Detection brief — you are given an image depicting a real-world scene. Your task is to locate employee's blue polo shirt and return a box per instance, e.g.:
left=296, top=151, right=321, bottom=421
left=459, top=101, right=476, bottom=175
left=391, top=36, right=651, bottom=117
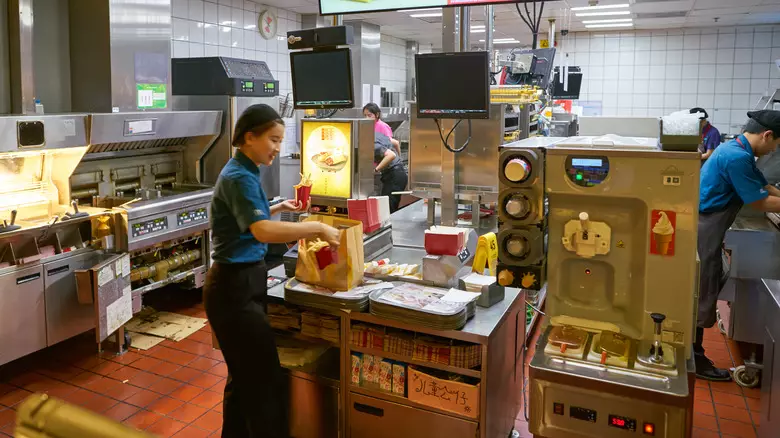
left=210, top=150, right=271, bottom=263
left=699, top=134, right=769, bottom=213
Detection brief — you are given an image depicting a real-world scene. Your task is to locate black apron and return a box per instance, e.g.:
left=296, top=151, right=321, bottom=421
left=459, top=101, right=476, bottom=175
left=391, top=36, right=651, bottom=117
left=203, top=261, right=289, bottom=438
left=697, top=136, right=749, bottom=328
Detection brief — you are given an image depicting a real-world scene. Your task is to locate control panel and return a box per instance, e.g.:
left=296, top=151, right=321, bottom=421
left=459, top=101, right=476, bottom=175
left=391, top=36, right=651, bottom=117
left=496, top=145, right=547, bottom=291
left=565, top=156, right=610, bottom=187
left=124, top=200, right=211, bottom=251
left=550, top=402, right=657, bottom=435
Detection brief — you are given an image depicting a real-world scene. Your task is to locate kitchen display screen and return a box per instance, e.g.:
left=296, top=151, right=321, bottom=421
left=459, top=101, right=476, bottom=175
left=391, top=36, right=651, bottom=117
left=320, top=0, right=525, bottom=15
left=132, top=217, right=168, bottom=238
left=291, top=49, right=354, bottom=109
left=416, top=52, right=489, bottom=119
left=566, top=156, right=610, bottom=187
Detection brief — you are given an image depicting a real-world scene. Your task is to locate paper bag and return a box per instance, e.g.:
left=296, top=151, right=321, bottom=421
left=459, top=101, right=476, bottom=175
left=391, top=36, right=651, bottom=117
left=295, top=215, right=364, bottom=291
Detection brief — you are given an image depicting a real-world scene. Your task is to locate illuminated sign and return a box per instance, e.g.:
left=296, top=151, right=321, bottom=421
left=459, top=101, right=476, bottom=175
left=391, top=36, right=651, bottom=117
left=300, top=121, right=352, bottom=200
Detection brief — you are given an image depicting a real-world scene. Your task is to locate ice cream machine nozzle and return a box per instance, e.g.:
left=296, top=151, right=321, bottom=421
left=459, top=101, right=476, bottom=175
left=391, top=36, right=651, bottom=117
left=562, top=211, right=612, bottom=258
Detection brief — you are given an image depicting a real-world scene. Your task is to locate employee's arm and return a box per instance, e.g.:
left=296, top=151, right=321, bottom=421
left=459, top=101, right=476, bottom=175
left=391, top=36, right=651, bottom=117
left=701, top=149, right=713, bottom=160
left=391, top=138, right=402, bottom=156
left=765, top=184, right=780, bottom=198
left=250, top=220, right=335, bottom=245
left=375, top=149, right=397, bottom=172
left=750, top=196, right=780, bottom=213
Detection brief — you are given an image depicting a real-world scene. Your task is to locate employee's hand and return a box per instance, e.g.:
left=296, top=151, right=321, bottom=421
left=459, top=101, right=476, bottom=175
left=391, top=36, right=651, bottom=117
left=280, top=200, right=305, bottom=212
left=318, top=223, right=342, bottom=248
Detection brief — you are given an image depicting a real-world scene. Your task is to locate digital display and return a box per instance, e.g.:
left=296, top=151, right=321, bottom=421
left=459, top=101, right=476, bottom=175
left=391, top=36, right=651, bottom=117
left=300, top=120, right=353, bottom=199
left=241, top=80, right=254, bottom=92
left=566, top=156, right=610, bottom=187
left=572, top=158, right=603, bottom=167
left=570, top=406, right=597, bottom=423
left=131, top=217, right=168, bottom=238
left=177, top=208, right=208, bottom=226
left=608, top=415, right=637, bottom=431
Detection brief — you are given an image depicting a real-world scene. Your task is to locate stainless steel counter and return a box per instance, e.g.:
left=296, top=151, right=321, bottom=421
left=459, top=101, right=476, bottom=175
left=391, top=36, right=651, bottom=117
left=390, top=200, right=498, bottom=249
left=759, top=279, right=780, bottom=438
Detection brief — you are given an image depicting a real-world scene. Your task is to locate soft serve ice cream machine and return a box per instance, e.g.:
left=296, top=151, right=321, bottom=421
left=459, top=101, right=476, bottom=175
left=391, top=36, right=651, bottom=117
left=500, top=142, right=700, bottom=438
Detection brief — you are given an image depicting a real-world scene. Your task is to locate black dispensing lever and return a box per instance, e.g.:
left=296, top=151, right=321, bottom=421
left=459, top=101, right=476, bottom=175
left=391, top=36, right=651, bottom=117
left=0, top=210, right=21, bottom=233
left=649, top=313, right=666, bottom=363
left=62, top=200, right=89, bottom=221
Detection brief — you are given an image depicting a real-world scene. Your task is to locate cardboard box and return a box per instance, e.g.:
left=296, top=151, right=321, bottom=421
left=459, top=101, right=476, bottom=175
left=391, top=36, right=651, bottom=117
left=407, top=367, right=479, bottom=419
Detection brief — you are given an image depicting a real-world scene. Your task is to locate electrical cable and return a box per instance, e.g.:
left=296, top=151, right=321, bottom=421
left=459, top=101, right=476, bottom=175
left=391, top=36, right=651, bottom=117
left=434, top=118, right=472, bottom=154
left=316, top=109, right=338, bottom=119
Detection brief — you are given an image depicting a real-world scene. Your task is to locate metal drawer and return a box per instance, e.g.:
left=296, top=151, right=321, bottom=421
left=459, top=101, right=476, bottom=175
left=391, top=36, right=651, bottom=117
left=44, top=251, right=100, bottom=346
left=0, top=265, right=46, bottom=366
left=349, top=392, right=478, bottom=438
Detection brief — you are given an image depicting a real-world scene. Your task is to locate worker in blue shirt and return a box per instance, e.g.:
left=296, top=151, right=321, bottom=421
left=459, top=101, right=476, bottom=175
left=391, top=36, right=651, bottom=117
left=204, top=104, right=340, bottom=437
left=696, top=110, right=780, bottom=381
left=691, top=107, right=721, bottom=161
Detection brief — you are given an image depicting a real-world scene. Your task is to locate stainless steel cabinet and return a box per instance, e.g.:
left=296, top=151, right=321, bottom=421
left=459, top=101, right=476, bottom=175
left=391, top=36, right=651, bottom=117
left=761, top=291, right=780, bottom=438
left=0, top=265, right=47, bottom=366
left=44, top=251, right=98, bottom=346
left=349, top=392, right=479, bottom=438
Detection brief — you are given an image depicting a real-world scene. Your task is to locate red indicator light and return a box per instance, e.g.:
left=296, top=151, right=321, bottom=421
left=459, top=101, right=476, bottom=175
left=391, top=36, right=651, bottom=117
left=585, top=269, right=591, bottom=275
left=644, top=423, right=655, bottom=435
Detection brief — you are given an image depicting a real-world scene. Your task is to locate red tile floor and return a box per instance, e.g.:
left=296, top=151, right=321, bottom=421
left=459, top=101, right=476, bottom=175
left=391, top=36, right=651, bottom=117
left=0, top=292, right=763, bottom=438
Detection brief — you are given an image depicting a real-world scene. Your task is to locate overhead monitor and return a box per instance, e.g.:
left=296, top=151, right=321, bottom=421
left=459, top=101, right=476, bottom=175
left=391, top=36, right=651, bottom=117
left=320, top=0, right=528, bottom=16
left=552, top=66, right=583, bottom=100
left=290, top=48, right=354, bottom=109
left=415, top=51, right=490, bottom=119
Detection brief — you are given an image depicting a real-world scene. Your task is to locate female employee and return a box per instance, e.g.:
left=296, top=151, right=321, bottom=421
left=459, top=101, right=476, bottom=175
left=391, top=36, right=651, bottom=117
left=375, top=132, right=408, bottom=213
left=204, top=104, right=341, bottom=437
left=364, top=103, right=402, bottom=156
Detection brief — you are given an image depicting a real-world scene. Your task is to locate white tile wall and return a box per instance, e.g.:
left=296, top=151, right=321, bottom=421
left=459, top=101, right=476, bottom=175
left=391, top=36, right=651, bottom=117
left=173, top=1, right=411, bottom=153
left=571, top=27, right=780, bottom=133
left=380, top=34, right=408, bottom=103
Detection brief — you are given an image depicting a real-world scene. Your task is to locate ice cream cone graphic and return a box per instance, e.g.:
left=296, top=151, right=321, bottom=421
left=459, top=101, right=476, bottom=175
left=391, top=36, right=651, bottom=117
left=652, top=211, right=675, bottom=255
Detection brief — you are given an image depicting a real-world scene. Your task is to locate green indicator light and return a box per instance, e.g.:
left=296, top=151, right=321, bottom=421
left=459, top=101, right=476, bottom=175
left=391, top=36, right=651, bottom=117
left=576, top=174, right=583, bottom=181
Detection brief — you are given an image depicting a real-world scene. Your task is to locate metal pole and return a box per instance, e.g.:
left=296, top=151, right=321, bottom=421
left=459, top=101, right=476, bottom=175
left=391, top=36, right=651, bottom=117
left=459, top=6, right=470, bottom=51
left=333, top=15, right=343, bottom=26
left=439, top=7, right=461, bottom=226
left=8, top=0, right=35, bottom=114
left=549, top=18, right=556, bottom=48
left=485, top=5, right=494, bottom=67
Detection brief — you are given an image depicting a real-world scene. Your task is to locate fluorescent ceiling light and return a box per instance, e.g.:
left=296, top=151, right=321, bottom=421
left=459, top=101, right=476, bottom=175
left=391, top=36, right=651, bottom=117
left=571, top=3, right=629, bottom=11
left=471, top=29, right=485, bottom=33
left=581, top=18, right=632, bottom=24
left=410, top=12, right=442, bottom=17
left=494, top=40, right=520, bottom=44
left=575, top=10, right=631, bottom=17
left=472, top=25, right=485, bottom=29
left=585, top=22, right=634, bottom=28
left=479, top=38, right=517, bottom=42
left=406, top=8, right=440, bottom=13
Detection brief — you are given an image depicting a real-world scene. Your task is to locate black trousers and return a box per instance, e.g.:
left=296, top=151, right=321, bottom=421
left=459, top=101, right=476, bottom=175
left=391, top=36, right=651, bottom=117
left=381, top=166, right=408, bottom=213
left=203, top=261, right=288, bottom=438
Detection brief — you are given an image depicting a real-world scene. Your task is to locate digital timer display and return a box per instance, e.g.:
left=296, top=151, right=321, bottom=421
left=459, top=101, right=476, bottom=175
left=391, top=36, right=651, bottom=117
left=131, top=217, right=168, bottom=238
left=608, top=414, right=637, bottom=431
left=177, top=208, right=208, bottom=226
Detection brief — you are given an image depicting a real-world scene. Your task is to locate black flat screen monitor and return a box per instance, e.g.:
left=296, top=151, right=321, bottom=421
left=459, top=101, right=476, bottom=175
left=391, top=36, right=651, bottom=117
left=416, top=51, right=489, bottom=119
left=552, top=66, right=583, bottom=100
left=320, top=0, right=528, bottom=15
left=290, top=48, right=354, bottom=109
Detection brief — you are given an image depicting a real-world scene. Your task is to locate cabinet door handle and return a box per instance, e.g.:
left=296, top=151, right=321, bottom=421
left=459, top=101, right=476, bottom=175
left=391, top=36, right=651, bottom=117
left=353, top=403, right=384, bottom=417
left=47, top=265, right=70, bottom=276
left=17, top=273, right=41, bottom=284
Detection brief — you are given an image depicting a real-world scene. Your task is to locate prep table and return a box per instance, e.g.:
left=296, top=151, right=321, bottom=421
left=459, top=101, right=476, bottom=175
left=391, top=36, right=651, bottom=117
left=259, top=201, right=527, bottom=438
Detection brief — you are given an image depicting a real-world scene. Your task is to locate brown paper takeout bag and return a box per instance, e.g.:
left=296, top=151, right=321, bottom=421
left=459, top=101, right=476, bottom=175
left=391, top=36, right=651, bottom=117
left=295, top=215, right=365, bottom=291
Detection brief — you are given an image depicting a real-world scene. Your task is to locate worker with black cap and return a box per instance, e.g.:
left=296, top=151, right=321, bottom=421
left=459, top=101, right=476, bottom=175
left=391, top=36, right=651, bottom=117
left=696, top=109, right=780, bottom=381
left=690, top=107, right=721, bottom=160
left=204, top=104, right=340, bottom=437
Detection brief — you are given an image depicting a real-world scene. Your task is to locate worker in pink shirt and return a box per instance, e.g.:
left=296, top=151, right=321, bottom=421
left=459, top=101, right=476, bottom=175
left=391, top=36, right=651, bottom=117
left=363, top=103, right=402, bottom=156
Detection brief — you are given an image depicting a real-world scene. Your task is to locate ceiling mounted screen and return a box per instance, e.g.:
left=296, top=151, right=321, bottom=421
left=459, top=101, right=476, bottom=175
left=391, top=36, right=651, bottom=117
left=320, top=0, right=528, bottom=16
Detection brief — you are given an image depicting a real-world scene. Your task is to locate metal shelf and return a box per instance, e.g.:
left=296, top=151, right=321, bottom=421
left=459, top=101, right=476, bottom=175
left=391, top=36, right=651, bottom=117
left=525, top=287, right=548, bottom=345
left=351, top=345, right=482, bottom=379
